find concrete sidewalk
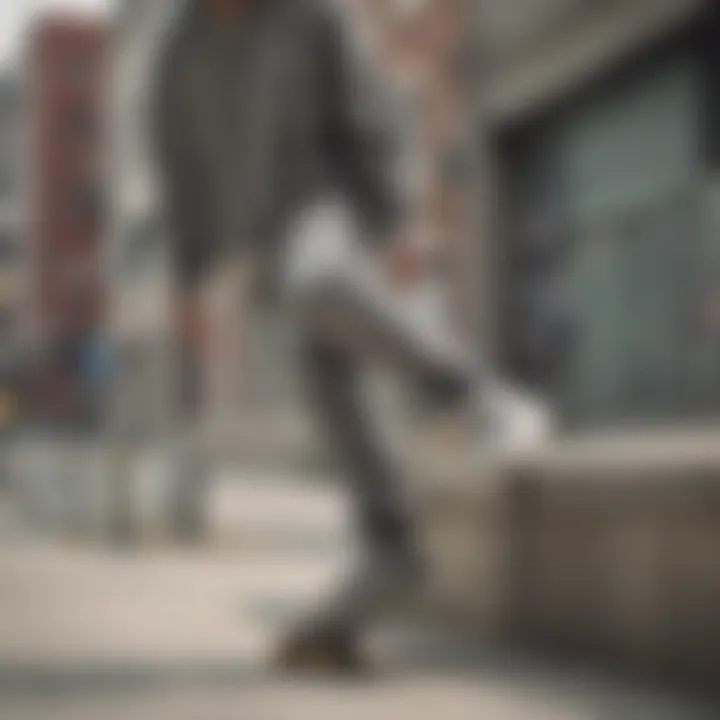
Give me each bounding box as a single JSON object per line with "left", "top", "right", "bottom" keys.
{"left": 0, "top": 480, "right": 717, "bottom": 720}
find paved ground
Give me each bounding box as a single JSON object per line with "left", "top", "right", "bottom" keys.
{"left": 0, "top": 473, "right": 717, "bottom": 720}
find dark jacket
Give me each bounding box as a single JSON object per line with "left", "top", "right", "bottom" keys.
{"left": 154, "top": 0, "right": 402, "bottom": 294}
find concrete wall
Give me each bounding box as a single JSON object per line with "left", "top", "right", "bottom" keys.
{"left": 408, "top": 433, "right": 720, "bottom": 689}
{"left": 503, "top": 435, "right": 720, "bottom": 688}
{"left": 478, "top": 0, "right": 704, "bottom": 124}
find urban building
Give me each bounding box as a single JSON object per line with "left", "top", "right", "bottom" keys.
{"left": 454, "top": 0, "right": 720, "bottom": 684}
{"left": 469, "top": 0, "right": 719, "bottom": 431}
{"left": 0, "top": 78, "right": 22, "bottom": 433}
{"left": 27, "top": 15, "right": 109, "bottom": 430}
{"left": 12, "top": 0, "right": 720, "bottom": 683}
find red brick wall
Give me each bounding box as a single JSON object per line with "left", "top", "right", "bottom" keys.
{"left": 28, "top": 16, "right": 108, "bottom": 427}
{"left": 30, "top": 16, "right": 107, "bottom": 341}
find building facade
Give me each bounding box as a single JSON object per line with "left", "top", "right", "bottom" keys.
{"left": 0, "top": 78, "right": 22, "bottom": 433}
{"left": 27, "top": 16, "right": 109, "bottom": 430}
{"left": 471, "top": 0, "right": 719, "bottom": 431}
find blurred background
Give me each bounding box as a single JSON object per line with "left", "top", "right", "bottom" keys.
{"left": 1, "top": 0, "right": 720, "bottom": 718}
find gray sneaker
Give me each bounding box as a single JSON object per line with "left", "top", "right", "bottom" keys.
{"left": 274, "top": 545, "right": 424, "bottom": 674}
{"left": 480, "top": 381, "right": 556, "bottom": 452}
{"left": 273, "top": 625, "right": 368, "bottom": 675}
{"left": 302, "top": 543, "right": 425, "bottom": 636}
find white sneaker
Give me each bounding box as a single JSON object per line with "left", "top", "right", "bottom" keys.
{"left": 482, "top": 381, "right": 556, "bottom": 452}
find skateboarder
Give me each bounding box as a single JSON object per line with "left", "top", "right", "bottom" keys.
{"left": 155, "top": 0, "right": 552, "bottom": 672}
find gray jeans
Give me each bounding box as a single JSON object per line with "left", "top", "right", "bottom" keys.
{"left": 285, "top": 202, "right": 471, "bottom": 552}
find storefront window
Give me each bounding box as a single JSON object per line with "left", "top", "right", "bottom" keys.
{"left": 506, "top": 56, "right": 718, "bottom": 428}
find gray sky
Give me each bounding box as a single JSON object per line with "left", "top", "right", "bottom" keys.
{"left": 0, "top": 0, "right": 112, "bottom": 69}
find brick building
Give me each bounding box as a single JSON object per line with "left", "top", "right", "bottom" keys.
{"left": 0, "top": 79, "right": 21, "bottom": 353}
{"left": 0, "top": 78, "right": 22, "bottom": 432}
{"left": 27, "top": 15, "right": 109, "bottom": 429}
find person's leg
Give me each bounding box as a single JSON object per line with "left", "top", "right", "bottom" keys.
{"left": 276, "top": 332, "right": 423, "bottom": 671}
{"left": 301, "top": 333, "right": 415, "bottom": 556}
{"left": 284, "top": 201, "right": 474, "bottom": 412}
{"left": 276, "top": 203, "right": 554, "bottom": 671}
{"left": 170, "top": 344, "right": 209, "bottom": 541}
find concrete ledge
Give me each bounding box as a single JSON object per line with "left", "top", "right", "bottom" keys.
{"left": 408, "top": 428, "right": 720, "bottom": 688}
{"left": 506, "top": 427, "right": 720, "bottom": 478}
{"left": 503, "top": 445, "right": 720, "bottom": 688}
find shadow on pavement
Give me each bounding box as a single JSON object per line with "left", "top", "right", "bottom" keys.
{"left": 2, "top": 632, "right": 718, "bottom": 720}
{"left": 377, "top": 631, "right": 720, "bottom": 720}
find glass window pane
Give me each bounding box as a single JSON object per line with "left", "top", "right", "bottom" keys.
{"left": 560, "top": 59, "right": 700, "bottom": 225}
{"left": 508, "top": 59, "right": 705, "bottom": 428}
